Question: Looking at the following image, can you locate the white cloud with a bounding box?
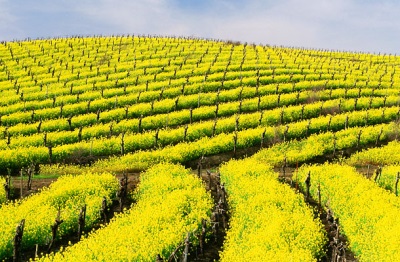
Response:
[1,0,400,53]
[74,0,176,35]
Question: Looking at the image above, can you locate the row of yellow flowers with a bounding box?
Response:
[219,159,326,262]
[37,163,212,261]
[293,163,400,261]
[0,173,119,260]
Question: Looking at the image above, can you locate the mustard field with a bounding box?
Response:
[0,35,399,261]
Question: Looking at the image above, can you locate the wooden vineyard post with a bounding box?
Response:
[305,171,311,201]
[198,218,206,256]
[138,114,143,133]
[260,128,266,149]
[124,105,129,119]
[181,232,190,262]
[183,125,189,141]
[382,108,386,121]
[374,166,382,182]
[197,92,201,108]
[212,119,217,137]
[27,164,34,191]
[218,197,227,229]
[174,97,179,111]
[189,107,193,124]
[206,170,212,191]
[319,101,324,116]
[117,173,128,212]
[215,102,219,118]
[218,183,226,206]
[35,244,39,260]
[47,145,53,165]
[344,115,349,130]
[375,127,383,146]
[197,156,204,178]
[59,102,63,118]
[317,182,322,214]
[395,172,400,196]
[101,196,108,224]
[48,209,63,253]
[283,125,289,142]
[90,139,93,157]
[67,115,72,131]
[13,219,25,262]
[19,169,23,199]
[296,90,300,104]
[7,132,11,147]
[78,126,82,142]
[120,132,125,155]
[31,109,35,123]
[306,119,311,136]
[233,132,238,158]
[356,130,362,149]
[235,115,239,132]
[2,126,6,139]
[77,205,86,241]
[159,87,164,101]
[87,100,91,113]
[96,109,101,123]
[37,118,42,134]
[215,172,221,189]
[181,84,185,95]
[327,115,332,131]
[280,157,286,180]
[4,175,11,200]
[259,110,263,126]
[301,104,305,120]
[154,129,159,147]
[211,206,219,243]
[329,217,346,262]
[332,134,336,157]
[369,96,373,109]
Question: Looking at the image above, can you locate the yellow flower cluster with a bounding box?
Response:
[294,163,400,261]
[347,140,400,166]
[378,165,400,193]
[1,35,400,174]
[0,172,118,260]
[252,122,396,167]
[219,159,326,262]
[1,89,398,151]
[38,163,212,261]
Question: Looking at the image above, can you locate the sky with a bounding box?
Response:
[1,0,400,54]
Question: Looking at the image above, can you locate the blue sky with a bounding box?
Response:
[1,0,400,54]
